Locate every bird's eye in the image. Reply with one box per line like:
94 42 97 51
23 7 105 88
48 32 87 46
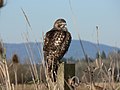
58 24 61 27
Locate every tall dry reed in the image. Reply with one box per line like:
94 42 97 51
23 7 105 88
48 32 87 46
0 40 11 90
12 53 19 89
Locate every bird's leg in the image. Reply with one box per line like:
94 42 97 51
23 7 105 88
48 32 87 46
47 59 53 81
52 60 58 82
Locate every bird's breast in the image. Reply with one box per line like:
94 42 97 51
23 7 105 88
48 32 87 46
54 32 65 46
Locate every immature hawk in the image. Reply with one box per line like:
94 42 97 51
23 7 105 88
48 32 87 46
43 19 71 82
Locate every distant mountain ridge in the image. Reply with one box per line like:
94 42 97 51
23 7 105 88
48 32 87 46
4 40 119 63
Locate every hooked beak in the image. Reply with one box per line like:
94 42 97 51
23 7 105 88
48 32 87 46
61 23 67 31
61 23 67 28
61 22 67 26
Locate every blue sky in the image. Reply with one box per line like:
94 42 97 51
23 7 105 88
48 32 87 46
0 0 120 47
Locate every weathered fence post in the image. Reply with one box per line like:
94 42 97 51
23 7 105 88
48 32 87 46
57 63 75 90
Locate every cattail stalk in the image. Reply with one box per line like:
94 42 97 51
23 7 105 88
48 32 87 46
12 54 19 90
96 26 102 67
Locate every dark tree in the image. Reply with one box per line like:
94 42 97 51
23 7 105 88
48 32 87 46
118 50 120 54
101 51 106 59
96 51 100 59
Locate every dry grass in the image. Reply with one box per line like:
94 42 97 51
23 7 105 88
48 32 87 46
0 40 11 90
0 83 120 90
10 84 48 90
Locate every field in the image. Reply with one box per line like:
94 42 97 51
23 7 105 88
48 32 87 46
0 54 120 90
0 83 120 90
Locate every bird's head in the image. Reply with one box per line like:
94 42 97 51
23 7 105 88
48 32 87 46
53 19 67 31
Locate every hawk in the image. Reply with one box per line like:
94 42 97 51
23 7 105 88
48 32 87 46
43 19 71 82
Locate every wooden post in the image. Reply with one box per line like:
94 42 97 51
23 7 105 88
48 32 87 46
57 63 75 90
